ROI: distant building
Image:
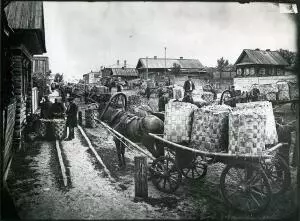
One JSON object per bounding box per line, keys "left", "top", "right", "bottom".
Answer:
{"left": 136, "top": 56, "right": 208, "bottom": 87}
{"left": 235, "top": 49, "right": 289, "bottom": 77}
{"left": 208, "top": 66, "right": 236, "bottom": 92}
{"left": 83, "top": 70, "right": 102, "bottom": 84}
{"left": 102, "top": 60, "right": 139, "bottom": 81}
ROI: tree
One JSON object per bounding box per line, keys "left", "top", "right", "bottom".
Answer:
{"left": 277, "top": 49, "right": 296, "bottom": 66}
{"left": 170, "top": 63, "right": 181, "bottom": 75}
{"left": 32, "top": 70, "right": 51, "bottom": 96}
{"left": 54, "top": 73, "right": 64, "bottom": 83}
{"left": 216, "top": 57, "right": 229, "bottom": 71}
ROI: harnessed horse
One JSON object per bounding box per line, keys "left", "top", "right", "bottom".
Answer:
{"left": 99, "top": 93, "right": 164, "bottom": 168}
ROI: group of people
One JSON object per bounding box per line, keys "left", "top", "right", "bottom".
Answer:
{"left": 40, "top": 95, "right": 78, "bottom": 140}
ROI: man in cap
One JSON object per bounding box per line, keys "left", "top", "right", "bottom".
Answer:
{"left": 183, "top": 75, "right": 195, "bottom": 97}
{"left": 65, "top": 97, "right": 78, "bottom": 140}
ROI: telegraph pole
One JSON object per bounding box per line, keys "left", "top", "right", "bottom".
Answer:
{"left": 146, "top": 56, "right": 148, "bottom": 80}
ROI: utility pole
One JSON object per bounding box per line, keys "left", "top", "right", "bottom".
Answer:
{"left": 146, "top": 56, "right": 148, "bottom": 80}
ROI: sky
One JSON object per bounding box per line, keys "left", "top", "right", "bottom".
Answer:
{"left": 43, "top": 2, "right": 297, "bottom": 81}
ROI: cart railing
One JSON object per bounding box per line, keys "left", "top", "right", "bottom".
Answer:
{"left": 148, "top": 133, "right": 288, "bottom": 160}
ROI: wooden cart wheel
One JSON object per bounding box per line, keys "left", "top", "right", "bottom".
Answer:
{"left": 180, "top": 155, "right": 208, "bottom": 180}
{"left": 261, "top": 154, "right": 291, "bottom": 195}
{"left": 150, "top": 156, "right": 182, "bottom": 193}
{"left": 220, "top": 163, "right": 271, "bottom": 214}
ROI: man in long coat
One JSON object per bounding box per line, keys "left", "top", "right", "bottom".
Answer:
{"left": 183, "top": 75, "right": 195, "bottom": 97}
{"left": 65, "top": 97, "right": 78, "bottom": 140}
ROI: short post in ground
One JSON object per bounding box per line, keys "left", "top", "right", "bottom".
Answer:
{"left": 78, "top": 111, "right": 82, "bottom": 126}
{"left": 134, "top": 156, "right": 148, "bottom": 199}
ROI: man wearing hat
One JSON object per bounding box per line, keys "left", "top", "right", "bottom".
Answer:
{"left": 65, "top": 97, "right": 78, "bottom": 140}
{"left": 183, "top": 75, "right": 195, "bottom": 97}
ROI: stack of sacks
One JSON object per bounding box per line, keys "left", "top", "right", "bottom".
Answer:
{"left": 277, "top": 82, "right": 290, "bottom": 101}
{"left": 173, "top": 86, "right": 184, "bottom": 100}
{"left": 190, "top": 105, "right": 232, "bottom": 152}
{"left": 289, "top": 82, "right": 299, "bottom": 100}
{"left": 228, "top": 109, "right": 266, "bottom": 155}
{"left": 201, "top": 92, "right": 215, "bottom": 103}
{"left": 164, "top": 100, "right": 198, "bottom": 143}
{"left": 235, "top": 101, "right": 278, "bottom": 146}
{"left": 128, "top": 95, "right": 142, "bottom": 106}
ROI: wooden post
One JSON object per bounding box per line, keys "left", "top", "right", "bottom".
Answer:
{"left": 134, "top": 156, "right": 148, "bottom": 199}
{"left": 78, "top": 111, "right": 82, "bottom": 126}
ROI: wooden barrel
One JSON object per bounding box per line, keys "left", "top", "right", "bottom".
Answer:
{"left": 85, "top": 109, "right": 95, "bottom": 128}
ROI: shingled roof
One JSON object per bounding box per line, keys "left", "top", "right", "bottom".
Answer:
{"left": 235, "top": 49, "right": 289, "bottom": 66}
{"left": 5, "top": 1, "right": 46, "bottom": 54}
{"left": 111, "top": 68, "right": 138, "bottom": 77}
{"left": 136, "top": 58, "right": 206, "bottom": 71}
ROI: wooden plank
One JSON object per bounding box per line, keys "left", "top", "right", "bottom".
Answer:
{"left": 134, "top": 156, "right": 148, "bottom": 199}
{"left": 77, "top": 125, "right": 114, "bottom": 181}
{"left": 55, "top": 140, "right": 68, "bottom": 187}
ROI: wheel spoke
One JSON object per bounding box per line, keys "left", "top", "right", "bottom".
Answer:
{"left": 250, "top": 192, "right": 261, "bottom": 208}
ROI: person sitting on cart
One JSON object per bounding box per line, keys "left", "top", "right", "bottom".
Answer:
{"left": 182, "top": 92, "right": 194, "bottom": 104}
{"left": 65, "top": 97, "right": 78, "bottom": 140}
{"left": 50, "top": 98, "right": 65, "bottom": 119}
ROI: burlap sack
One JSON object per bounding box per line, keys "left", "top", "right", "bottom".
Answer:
{"left": 190, "top": 105, "right": 232, "bottom": 152}
{"left": 228, "top": 109, "right": 266, "bottom": 155}
{"left": 173, "top": 87, "right": 184, "bottom": 100}
{"left": 128, "top": 95, "right": 142, "bottom": 106}
{"left": 258, "top": 84, "right": 278, "bottom": 95}
{"left": 289, "top": 82, "right": 299, "bottom": 100}
{"left": 266, "top": 92, "right": 277, "bottom": 101}
{"left": 235, "top": 101, "right": 278, "bottom": 145}
{"left": 164, "top": 100, "right": 198, "bottom": 143}
{"left": 277, "top": 82, "right": 290, "bottom": 101}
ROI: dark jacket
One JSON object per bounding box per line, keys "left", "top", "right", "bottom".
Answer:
{"left": 50, "top": 102, "right": 65, "bottom": 118}
{"left": 41, "top": 101, "right": 53, "bottom": 119}
{"left": 183, "top": 80, "right": 195, "bottom": 92}
{"left": 66, "top": 102, "right": 78, "bottom": 127}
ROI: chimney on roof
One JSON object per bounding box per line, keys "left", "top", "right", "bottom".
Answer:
{"left": 180, "top": 57, "right": 183, "bottom": 59}
{"left": 117, "top": 60, "right": 120, "bottom": 66}
{"left": 266, "top": 49, "right": 270, "bottom": 52}
{"left": 154, "top": 56, "right": 157, "bottom": 59}
{"left": 255, "top": 48, "right": 260, "bottom": 51}
{"left": 124, "top": 60, "right": 127, "bottom": 68}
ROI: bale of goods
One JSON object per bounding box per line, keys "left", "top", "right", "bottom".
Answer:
{"left": 39, "top": 119, "right": 48, "bottom": 137}
{"left": 164, "top": 100, "right": 198, "bottom": 143}
{"left": 235, "top": 101, "right": 278, "bottom": 145}
{"left": 265, "top": 92, "right": 277, "bottom": 101}
{"left": 228, "top": 109, "right": 267, "bottom": 155}
{"left": 190, "top": 105, "right": 232, "bottom": 152}
{"left": 52, "top": 119, "right": 66, "bottom": 140}
{"left": 201, "top": 92, "right": 215, "bottom": 103}
{"left": 257, "top": 84, "right": 278, "bottom": 95}
{"left": 289, "top": 82, "right": 299, "bottom": 100}
{"left": 277, "top": 82, "right": 290, "bottom": 101}
{"left": 128, "top": 95, "right": 142, "bottom": 106}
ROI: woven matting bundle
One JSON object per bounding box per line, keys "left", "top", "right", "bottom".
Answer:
{"left": 128, "top": 95, "right": 142, "bottom": 106}
{"left": 277, "top": 82, "right": 289, "bottom": 91}
{"left": 201, "top": 92, "right": 214, "bottom": 103}
{"left": 228, "top": 109, "right": 266, "bottom": 155}
{"left": 190, "top": 105, "right": 232, "bottom": 152}
{"left": 164, "top": 100, "right": 198, "bottom": 143}
{"left": 289, "top": 83, "right": 299, "bottom": 100}
{"left": 278, "top": 90, "right": 290, "bottom": 101}
{"left": 257, "top": 84, "right": 278, "bottom": 95}
{"left": 235, "top": 101, "right": 278, "bottom": 145}
{"left": 265, "top": 92, "right": 277, "bottom": 101}
{"left": 52, "top": 119, "right": 66, "bottom": 140}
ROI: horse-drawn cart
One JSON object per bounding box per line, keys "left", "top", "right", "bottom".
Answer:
{"left": 148, "top": 133, "right": 290, "bottom": 214}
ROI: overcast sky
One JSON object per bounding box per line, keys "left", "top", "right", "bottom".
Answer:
{"left": 43, "top": 2, "right": 297, "bottom": 81}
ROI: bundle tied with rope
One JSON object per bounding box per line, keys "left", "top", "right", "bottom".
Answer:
{"left": 190, "top": 104, "right": 232, "bottom": 153}
{"left": 228, "top": 109, "right": 267, "bottom": 155}
{"left": 164, "top": 100, "right": 198, "bottom": 143}
{"left": 288, "top": 82, "right": 299, "bottom": 100}
{"left": 277, "top": 81, "right": 290, "bottom": 101}
{"left": 235, "top": 101, "right": 278, "bottom": 146}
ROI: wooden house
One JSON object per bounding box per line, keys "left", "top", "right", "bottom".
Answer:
{"left": 1, "top": 1, "right": 46, "bottom": 178}
{"left": 136, "top": 56, "right": 208, "bottom": 88}
{"left": 83, "top": 70, "right": 102, "bottom": 84}
{"left": 102, "top": 60, "right": 139, "bottom": 81}
{"left": 208, "top": 66, "right": 236, "bottom": 93}
{"left": 235, "top": 49, "right": 289, "bottom": 77}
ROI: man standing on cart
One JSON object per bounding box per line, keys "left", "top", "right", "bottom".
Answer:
{"left": 183, "top": 75, "right": 195, "bottom": 97}
{"left": 65, "top": 97, "right": 78, "bottom": 140}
